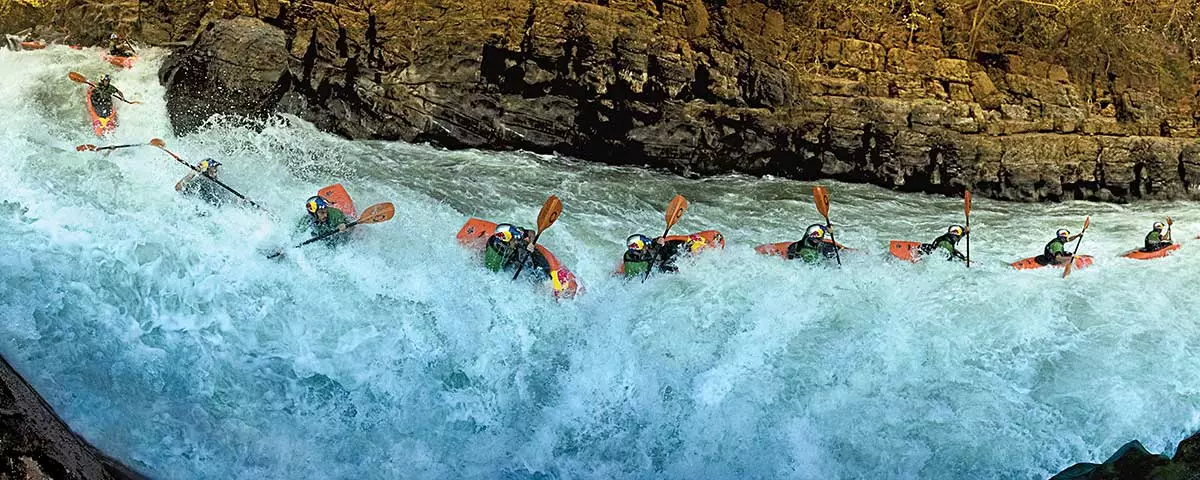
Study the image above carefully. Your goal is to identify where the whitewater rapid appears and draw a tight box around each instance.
[2,46,1199,479]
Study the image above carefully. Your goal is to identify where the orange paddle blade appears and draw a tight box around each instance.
[75,144,97,151]
[813,186,830,218]
[964,190,972,216]
[149,138,166,147]
[536,195,564,233]
[356,203,395,224]
[665,194,688,230]
[68,72,87,83]
[1167,216,1173,226]
[1082,216,1091,231]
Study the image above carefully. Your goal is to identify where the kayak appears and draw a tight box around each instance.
[84,86,117,137]
[888,240,924,262]
[319,183,358,219]
[1010,255,1094,271]
[19,41,45,50]
[456,218,580,299]
[103,54,136,69]
[1120,243,1181,260]
[613,230,725,276]
[755,240,851,258]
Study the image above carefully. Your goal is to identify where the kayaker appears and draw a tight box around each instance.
[174,158,230,205]
[621,233,707,278]
[1036,228,1082,265]
[297,195,349,242]
[786,224,841,263]
[90,75,129,115]
[108,33,135,57]
[919,225,969,261]
[485,224,549,278]
[1143,222,1172,252]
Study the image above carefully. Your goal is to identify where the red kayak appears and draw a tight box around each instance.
[84,86,117,137]
[318,184,358,219]
[19,41,45,50]
[456,218,580,299]
[1120,243,1181,260]
[1010,255,1094,271]
[888,241,923,262]
[755,239,851,258]
[102,54,136,69]
[613,230,724,276]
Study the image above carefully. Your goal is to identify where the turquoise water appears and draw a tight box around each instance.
[2,46,1199,479]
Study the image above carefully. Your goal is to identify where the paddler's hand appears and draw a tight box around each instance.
[525,243,535,253]
[337,223,347,232]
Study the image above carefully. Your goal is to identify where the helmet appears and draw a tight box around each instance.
[100,74,111,83]
[198,158,221,173]
[805,224,826,239]
[626,234,651,252]
[948,225,964,236]
[306,195,328,214]
[494,224,520,243]
[110,33,118,40]
[1153,222,1165,231]
[685,234,707,253]
[1056,228,1070,239]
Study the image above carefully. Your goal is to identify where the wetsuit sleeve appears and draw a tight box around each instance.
[785,241,802,260]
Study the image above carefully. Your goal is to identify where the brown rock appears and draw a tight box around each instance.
[933,58,970,83]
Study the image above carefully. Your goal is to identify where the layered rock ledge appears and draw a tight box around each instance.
[1052,432,1200,480]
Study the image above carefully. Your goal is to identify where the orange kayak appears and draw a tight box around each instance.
[1010,255,1094,270]
[888,241,924,262]
[1120,243,1181,260]
[613,230,725,276]
[456,218,580,299]
[19,41,45,50]
[318,183,358,219]
[755,240,851,258]
[84,86,117,137]
[102,54,136,69]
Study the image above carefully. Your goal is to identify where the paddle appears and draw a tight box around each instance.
[964,190,972,268]
[511,195,564,280]
[813,186,842,265]
[75,142,146,152]
[267,202,395,259]
[67,71,140,104]
[1061,216,1091,279]
[643,194,689,283]
[149,138,270,212]
[1166,216,1173,243]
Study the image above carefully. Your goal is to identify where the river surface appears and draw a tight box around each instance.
[2,46,1199,479]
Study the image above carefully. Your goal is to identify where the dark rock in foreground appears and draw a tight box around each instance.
[1051,433,1200,480]
[0,356,145,479]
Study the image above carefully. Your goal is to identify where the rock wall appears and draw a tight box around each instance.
[0,356,145,479]
[12,0,1200,203]
[1051,432,1200,480]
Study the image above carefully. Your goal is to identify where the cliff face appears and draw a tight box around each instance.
[12,0,1200,203]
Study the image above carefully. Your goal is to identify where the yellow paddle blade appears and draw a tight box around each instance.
[665,194,688,230]
[150,138,166,147]
[813,186,830,218]
[356,203,395,224]
[68,71,87,83]
[537,195,564,233]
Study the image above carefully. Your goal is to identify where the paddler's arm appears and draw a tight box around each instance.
[174,173,195,191]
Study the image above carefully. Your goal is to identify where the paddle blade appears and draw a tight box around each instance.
[536,195,564,233]
[149,138,166,148]
[68,71,87,83]
[813,186,830,218]
[75,144,97,152]
[1082,216,1091,231]
[356,203,395,224]
[964,190,972,216]
[1061,260,1074,278]
[1167,216,1173,226]
[664,194,688,229]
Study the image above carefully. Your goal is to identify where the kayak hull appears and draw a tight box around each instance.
[888,240,924,262]
[456,218,580,299]
[1120,243,1181,260]
[19,41,45,50]
[613,230,725,276]
[1010,255,1094,270]
[84,86,117,137]
[319,183,357,219]
[103,54,136,69]
[755,240,851,258]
